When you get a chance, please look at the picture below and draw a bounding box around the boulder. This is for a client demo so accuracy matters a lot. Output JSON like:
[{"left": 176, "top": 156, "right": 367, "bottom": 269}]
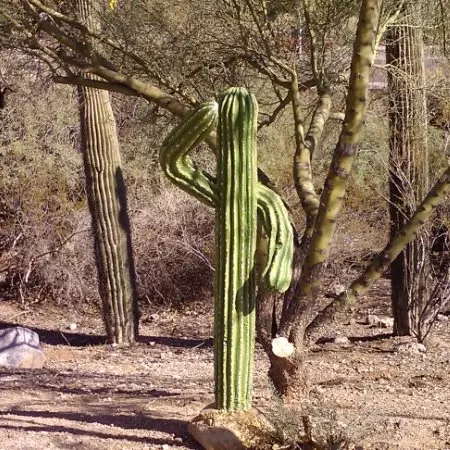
[
  {"left": 366, "top": 314, "right": 380, "bottom": 326},
  {"left": 378, "top": 317, "right": 394, "bottom": 329},
  {"left": 0, "top": 327, "right": 45, "bottom": 369}
]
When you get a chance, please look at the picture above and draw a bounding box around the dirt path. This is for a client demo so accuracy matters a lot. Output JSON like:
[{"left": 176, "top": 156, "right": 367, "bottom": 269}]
[{"left": 0, "top": 292, "right": 449, "bottom": 449}]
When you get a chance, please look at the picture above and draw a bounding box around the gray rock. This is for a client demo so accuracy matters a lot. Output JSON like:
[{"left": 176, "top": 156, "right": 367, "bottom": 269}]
[
  {"left": 366, "top": 314, "right": 394, "bottom": 328},
  {"left": 334, "top": 336, "right": 350, "bottom": 346},
  {"left": 366, "top": 314, "right": 380, "bottom": 325},
  {"left": 437, "top": 314, "right": 448, "bottom": 323},
  {"left": 0, "top": 327, "right": 45, "bottom": 369}
]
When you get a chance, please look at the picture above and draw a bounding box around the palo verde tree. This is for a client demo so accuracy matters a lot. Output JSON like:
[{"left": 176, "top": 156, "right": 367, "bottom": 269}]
[
  {"left": 3, "top": 0, "right": 450, "bottom": 397},
  {"left": 76, "top": 0, "right": 138, "bottom": 345}
]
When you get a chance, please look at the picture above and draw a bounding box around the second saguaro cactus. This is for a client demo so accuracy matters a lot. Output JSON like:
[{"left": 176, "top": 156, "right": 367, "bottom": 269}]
[{"left": 161, "top": 87, "right": 293, "bottom": 411}]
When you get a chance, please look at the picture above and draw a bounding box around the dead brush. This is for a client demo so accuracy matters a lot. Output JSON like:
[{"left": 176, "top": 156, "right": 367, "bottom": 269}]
[
  {"left": 264, "top": 390, "right": 373, "bottom": 449},
  {"left": 132, "top": 184, "right": 215, "bottom": 310}
]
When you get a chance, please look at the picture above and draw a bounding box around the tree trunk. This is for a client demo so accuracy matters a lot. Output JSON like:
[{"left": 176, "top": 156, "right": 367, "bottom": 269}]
[
  {"left": 386, "top": 1, "right": 429, "bottom": 336},
  {"left": 306, "top": 165, "right": 450, "bottom": 338},
  {"left": 77, "top": 0, "right": 138, "bottom": 345},
  {"left": 268, "top": 0, "right": 381, "bottom": 396}
]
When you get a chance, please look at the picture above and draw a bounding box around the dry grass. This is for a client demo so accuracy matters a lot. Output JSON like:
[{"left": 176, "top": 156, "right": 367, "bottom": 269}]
[{"left": 132, "top": 184, "right": 215, "bottom": 310}]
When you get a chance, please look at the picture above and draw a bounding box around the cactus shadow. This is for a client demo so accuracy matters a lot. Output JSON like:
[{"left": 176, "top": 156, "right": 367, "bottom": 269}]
[
  {"left": 0, "top": 321, "right": 212, "bottom": 349},
  {"left": 115, "top": 167, "right": 140, "bottom": 336}
]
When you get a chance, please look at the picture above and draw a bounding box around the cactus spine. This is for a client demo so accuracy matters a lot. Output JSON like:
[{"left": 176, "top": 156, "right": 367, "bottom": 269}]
[{"left": 160, "top": 87, "right": 293, "bottom": 411}]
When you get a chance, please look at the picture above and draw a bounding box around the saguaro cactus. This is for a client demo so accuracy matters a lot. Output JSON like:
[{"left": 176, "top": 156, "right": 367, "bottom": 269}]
[
  {"left": 77, "top": 0, "right": 138, "bottom": 345},
  {"left": 161, "top": 87, "right": 293, "bottom": 411},
  {"left": 387, "top": 1, "right": 429, "bottom": 336}
]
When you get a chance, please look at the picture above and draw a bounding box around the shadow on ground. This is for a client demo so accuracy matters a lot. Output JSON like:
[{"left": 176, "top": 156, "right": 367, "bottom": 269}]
[
  {"left": 0, "top": 321, "right": 213, "bottom": 348},
  {"left": 0, "top": 408, "right": 201, "bottom": 448}
]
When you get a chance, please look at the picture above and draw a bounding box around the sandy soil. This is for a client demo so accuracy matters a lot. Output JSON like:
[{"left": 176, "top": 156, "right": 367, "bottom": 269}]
[{"left": 0, "top": 282, "right": 449, "bottom": 450}]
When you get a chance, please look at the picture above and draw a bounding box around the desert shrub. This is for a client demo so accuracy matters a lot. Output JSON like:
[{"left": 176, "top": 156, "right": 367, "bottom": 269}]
[
  {"left": 0, "top": 60, "right": 219, "bottom": 311},
  {"left": 2, "top": 50, "right": 446, "bottom": 314},
  {"left": 266, "top": 391, "right": 373, "bottom": 449},
  {"left": 132, "top": 182, "right": 215, "bottom": 310},
  {"left": 0, "top": 78, "right": 93, "bottom": 305}
]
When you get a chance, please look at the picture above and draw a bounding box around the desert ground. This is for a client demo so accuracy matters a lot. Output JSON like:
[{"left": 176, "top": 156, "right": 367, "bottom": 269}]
[{"left": 0, "top": 277, "right": 449, "bottom": 450}]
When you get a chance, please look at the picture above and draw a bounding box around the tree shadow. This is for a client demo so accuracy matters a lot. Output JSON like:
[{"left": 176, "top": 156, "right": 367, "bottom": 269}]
[
  {"left": 2, "top": 408, "right": 189, "bottom": 435},
  {"left": 0, "top": 369, "right": 209, "bottom": 449},
  {"left": 0, "top": 367, "right": 211, "bottom": 399},
  {"left": 315, "top": 333, "right": 393, "bottom": 345},
  {"left": 0, "top": 411, "right": 201, "bottom": 448},
  {"left": 0, "top": 321, "right": 212, "bottom": 348}
]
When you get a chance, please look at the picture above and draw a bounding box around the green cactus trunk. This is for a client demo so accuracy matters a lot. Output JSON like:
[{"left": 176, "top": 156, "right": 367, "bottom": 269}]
[
  {"left": 160, "top": 87, "right": 293, "bottom": 412},
  {"left": 214, "top": 88, "right": 258, "bottom": 411},
  {"left": 77, "top": 0, "right": 138, "bottom": 345}
]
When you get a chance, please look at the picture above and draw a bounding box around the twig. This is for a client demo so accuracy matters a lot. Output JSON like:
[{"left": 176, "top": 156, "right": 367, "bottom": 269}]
[{"left": 6, "top": 310, "right": 31, "bottom": 322}]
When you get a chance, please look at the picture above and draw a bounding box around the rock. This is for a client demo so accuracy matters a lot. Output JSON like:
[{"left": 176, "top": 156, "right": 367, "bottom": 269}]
[
  {"left": 0, "top": 327, "right": 45, "bottom": 369},
  {"left": 188, "top": 407, "right": 277, "bottom": 450},
  {"left": 68, "top": 323, "right": 77, "bottom": 331},
  {"left": 395, "top": 342, "right": 427, "bottom": 354},
  {"left": 366, "top": 314, "right": 394, "bottom": 328},
  {"left": 159, "top": 351, "right": 173, "bottom": 360},
  {"left": 334, "top": 336, "right": 350, "bottom": 346},
  {"left": 437, "top": 314, "right": 448, "bottom": 323},
  {"left": 366, "top": 314, "right": 380, "bottom": 326},
  {"left": 378, "top": 317, "right": 394, "bottom": 329}
]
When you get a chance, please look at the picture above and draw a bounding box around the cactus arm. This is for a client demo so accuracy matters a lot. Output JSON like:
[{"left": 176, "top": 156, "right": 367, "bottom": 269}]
[
  {"left": 160, "top": 87, "right": 293, "bottom": 412},
  {"left": 160, "top": 101, "right": 219, "bottom": 207},
  {"left": 256, "top": 184, "right": 294, "bottom": 292}
]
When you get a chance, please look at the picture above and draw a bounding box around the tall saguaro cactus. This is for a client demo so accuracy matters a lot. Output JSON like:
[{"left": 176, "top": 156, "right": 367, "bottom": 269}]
[
  {"left": 387, "top": 1, "right": 429, "bottom": 336},
  {"left": 214, "top": 89, "right": 258, "bottom": 411},
  {"left": 160, "top": 87, "right": 293, "bottom": 411},
  {"left": 77, "top": 0, "right": 138, "bottom": 345}
]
